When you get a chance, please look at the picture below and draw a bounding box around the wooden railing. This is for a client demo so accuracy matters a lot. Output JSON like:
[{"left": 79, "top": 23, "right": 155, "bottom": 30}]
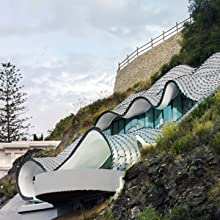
[{"left": 117, "top": 17, "right": 192, "bottom": 71}]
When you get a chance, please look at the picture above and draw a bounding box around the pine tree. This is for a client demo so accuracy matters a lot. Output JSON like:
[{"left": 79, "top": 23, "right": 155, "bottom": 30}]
[{"left": 0, "top": 63, "right": 30, "bottom": 142}]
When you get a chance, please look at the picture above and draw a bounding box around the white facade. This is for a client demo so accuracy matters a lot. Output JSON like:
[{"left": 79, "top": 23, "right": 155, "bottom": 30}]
[{"left": 0, "top": 141, "right": 60, "bottom": 178}]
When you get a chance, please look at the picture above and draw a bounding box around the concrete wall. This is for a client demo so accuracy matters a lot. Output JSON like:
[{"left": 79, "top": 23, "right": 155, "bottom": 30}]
[
  {"left": 0, "top": 141, "right": 60, "bottom": 178},
  {"left": 114, "top": 33, "right": 182, "bottom": 93},
  {"left": 0, "top": 149, "right": 25, "bottom": 178}
]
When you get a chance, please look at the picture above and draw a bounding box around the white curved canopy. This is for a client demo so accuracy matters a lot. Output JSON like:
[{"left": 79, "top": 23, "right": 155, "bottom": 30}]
[
  {"left": 59, "top": 129, "right": 111, "bottom": 170},
  {"left": 17, "top": 160, "right": 45, "bottom": 200},
  {"left": 34, "top": 169, "right": 124, "bottom": 203}
]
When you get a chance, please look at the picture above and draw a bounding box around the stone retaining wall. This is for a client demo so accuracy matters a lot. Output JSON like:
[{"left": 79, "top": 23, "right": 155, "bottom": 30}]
[{"left": 114, "top": 33, "right": 182, "bottom": 93}]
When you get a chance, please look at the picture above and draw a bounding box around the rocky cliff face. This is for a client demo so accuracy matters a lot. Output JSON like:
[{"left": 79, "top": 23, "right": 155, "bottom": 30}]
[{"left": 110, "top": 146, "right": 220, "bottom": 220}]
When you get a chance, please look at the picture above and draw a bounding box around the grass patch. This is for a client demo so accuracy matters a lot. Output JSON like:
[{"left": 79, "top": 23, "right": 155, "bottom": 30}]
[
  {"left": 137, "top": 205, "right": 164, "bottom": 220},
  {"left": 208, "top": 180, "right": 220, "bottom": 212}
]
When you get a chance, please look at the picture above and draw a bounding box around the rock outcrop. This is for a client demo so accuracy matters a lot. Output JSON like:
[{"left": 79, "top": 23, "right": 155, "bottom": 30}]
[{"left": 111, "top": 146, "right": 220, "bottom": 220}]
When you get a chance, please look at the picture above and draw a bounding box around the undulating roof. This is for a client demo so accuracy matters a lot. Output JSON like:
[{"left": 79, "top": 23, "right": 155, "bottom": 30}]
[
  {"left": 33, "top": 137, "right": 81, "bottom": 172},
  {"left": 107, "top": 128, "right": 161, "bottom": 170},
  {"left": 95, "top": 53, "right": 220, "bottom": 130},
  {"left": 32, "top": 127, "right": 161, "bottom": 172}
]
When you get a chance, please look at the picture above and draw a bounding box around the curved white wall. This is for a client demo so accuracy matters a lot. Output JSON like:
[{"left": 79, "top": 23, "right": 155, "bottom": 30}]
[{"left": 18, "top": 160, "right": 44, "bottom": 199}]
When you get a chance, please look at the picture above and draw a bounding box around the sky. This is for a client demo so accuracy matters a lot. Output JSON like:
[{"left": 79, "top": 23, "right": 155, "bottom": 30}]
[{"left": 0, "top": 0, "right": 189, "bottom": 137}]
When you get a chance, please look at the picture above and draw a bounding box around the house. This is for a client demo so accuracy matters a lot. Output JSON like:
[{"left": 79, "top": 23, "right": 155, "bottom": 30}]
[
  {"left": 0, "top": 141, "right": 60, "bottom": 178},
  {"left": 15, "top": 53, "right": 220, "bottom": 219}
]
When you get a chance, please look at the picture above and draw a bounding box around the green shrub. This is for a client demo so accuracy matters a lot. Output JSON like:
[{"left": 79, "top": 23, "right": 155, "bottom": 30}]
[
  {"left": 156, "top": 123, "right": 179, "bottom": 151},
  {"left": 168, "top": 206, "right": 191, "bottom": 220},
  {"left": 102, "top": 209, "right": 115, "bottom": 220},
  {"left": 0, "top": 179, "right": 15, "bottom": 199},
  {"left": 210, "top": 132, "right": 220, "bottom": 154},
  {"left": 140, "top": 145, "right": 157, "bottom": 159},
  {"left": 209, "top": 181, "right": 220, "bottom": 199},
  {"left": 47, "top": 114, "right": 74, "bottom": 140},
  {"left": 137, "top": 205, "right": 162, "bottom": 220},
  {"left": 192, "top": 120, "right": 212, "bottom": 143},
  {"left": 171, "top": 133, "right": 196, "bottom": 154},
  {"left": 208, "top": 181, "right": 220, "bottom": 210},
  {"left": 159, "top": 55, "right": 182, "bottom": 77},
  {"left": 154, "top": 0, "right": 220, "bottom": 77}
]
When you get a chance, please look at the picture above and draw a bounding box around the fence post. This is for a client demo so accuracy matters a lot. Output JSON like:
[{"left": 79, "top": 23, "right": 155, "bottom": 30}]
[
  {"left": 117, "top": 17, "right": 190, "bottom": 71},
  {"left": 176, "top": 22, "right": 179, "bottom": 33}
]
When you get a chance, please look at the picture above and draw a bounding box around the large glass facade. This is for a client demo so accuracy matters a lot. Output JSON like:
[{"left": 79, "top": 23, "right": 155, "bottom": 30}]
[
  {"left": 173, "top": 94, "right": 182, "bottom": 121},
  {"left": 103, "top": 94, "right": 195, "bottom": 136},
  {"left": 154, "top": 109, "right": 163, "bottom": 128},
  {"left": 145, "top": 108, "right": 154, "bottom": 128}
]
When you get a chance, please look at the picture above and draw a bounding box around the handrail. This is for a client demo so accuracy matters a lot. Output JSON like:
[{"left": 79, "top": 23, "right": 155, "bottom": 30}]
[{"left": 117, "top": 16, "right": 193, "bottom": 71}]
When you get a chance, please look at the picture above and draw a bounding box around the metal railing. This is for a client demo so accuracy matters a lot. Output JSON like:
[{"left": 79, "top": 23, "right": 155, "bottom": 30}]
[{"left": 118, "top": 17, "right": 192, "bottom": 71}]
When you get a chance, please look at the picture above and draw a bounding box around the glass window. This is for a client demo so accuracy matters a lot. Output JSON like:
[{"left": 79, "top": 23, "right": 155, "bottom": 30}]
[
  {"left": 118, "top": 119, "right": 125, "bottom": 134},
  {"left": 138, "top": 114, "right": 145, "bottom": 128},
  {"left": 103, "top": 128, "right": 111, "bottom": 135},
  {"left": 145, "top": 109, "right": 154, "bottom": 128},
  {"left": 125, "top": 119, "right": 132, "bottom": 133},
  {"left": 183, "top": 96, "right": 193, "bottom": 113},
  {"left": 112, "top": 121, "right": 119, "bottom": 135},
  {"left": 163, "top": 104, "right": 173, "bottom": 123},
  {"left": 173, "top": 94, "right": 182, "bottom": 121},
  {"left": 154, "top": 109, "right": 163, "bottom": 128},
  {"left": 101, "top": 156, "right": 112, "bottom": 169},
  {"left": 129, "top": 117, "right": 142, "bottom": 132},
  {"left": 130, "top": 117, "right": 138, "bottom": 126}
]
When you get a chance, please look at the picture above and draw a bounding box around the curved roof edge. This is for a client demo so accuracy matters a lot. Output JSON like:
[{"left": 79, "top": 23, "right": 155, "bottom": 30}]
[
  {"left": 95, "top": 80, "right": 182, "bottom": 130},
  {"left": 16, "top": 157, "right": 46, "bottom": 201}
]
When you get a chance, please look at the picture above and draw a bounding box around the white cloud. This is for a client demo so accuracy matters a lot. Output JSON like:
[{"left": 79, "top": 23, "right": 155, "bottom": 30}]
[{"left": 0, "top": 0, "right": 189, "bottom": 137}]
